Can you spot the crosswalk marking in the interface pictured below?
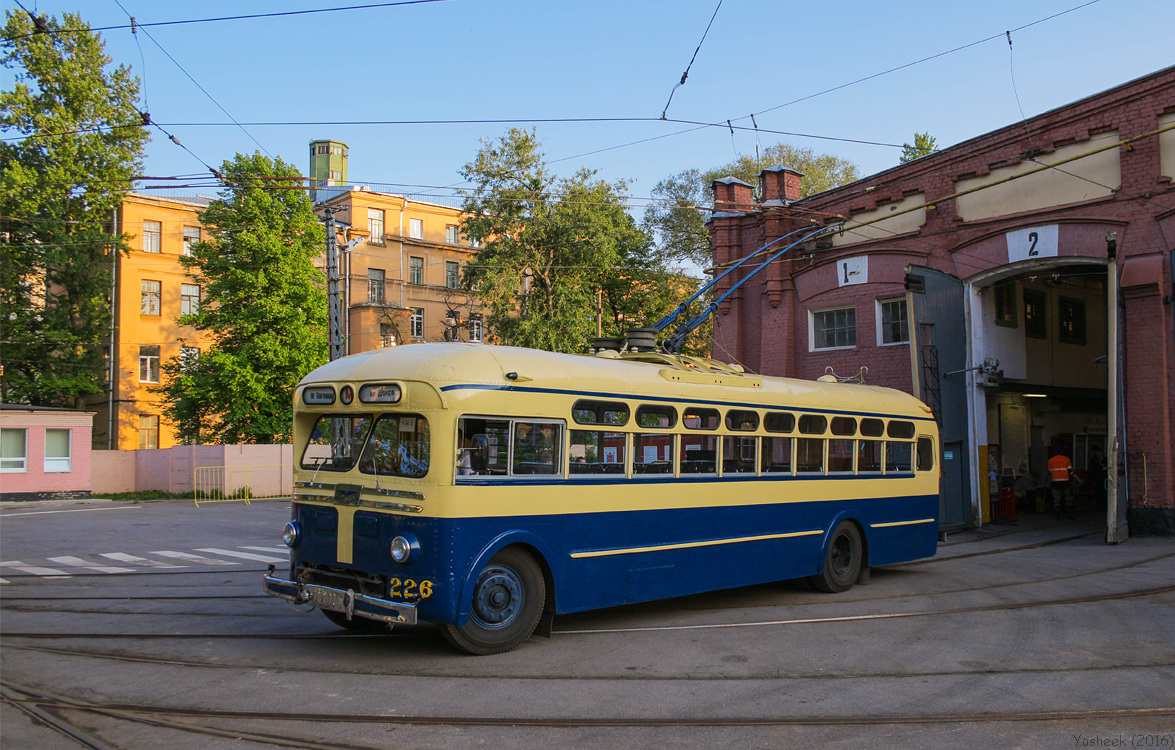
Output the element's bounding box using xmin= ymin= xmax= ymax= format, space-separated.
xmin=1 ymin=545 xmax=291 ymax=577
xmin=150 ymin=550 xmax=239 ymax=566
xmin=100 ymin=552 xmax=184 ymax=568
xmin=0 ymin=561 xmax=72 ymax=577
xmin=195 ymin=547 xmax=287 ymax=563
xmin=47 ymin=556 xmax=136 ymax=574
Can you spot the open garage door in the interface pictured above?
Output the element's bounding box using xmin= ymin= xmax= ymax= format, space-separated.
xmin=906 ymin=267 xmax=972 ymax=532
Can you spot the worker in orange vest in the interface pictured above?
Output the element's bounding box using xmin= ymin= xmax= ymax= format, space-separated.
xmin=1047 ymin=446 xmax=1076 ymax=519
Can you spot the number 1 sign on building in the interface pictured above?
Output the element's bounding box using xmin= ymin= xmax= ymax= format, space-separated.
xmin=1005 ymin=225 xmax=1059 ymax=263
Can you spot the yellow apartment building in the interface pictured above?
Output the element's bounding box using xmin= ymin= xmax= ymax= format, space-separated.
xmin=314 ymin=185 xmax=485 ymax=353
xmin=91 ymin=192 xmax=213 ymax=450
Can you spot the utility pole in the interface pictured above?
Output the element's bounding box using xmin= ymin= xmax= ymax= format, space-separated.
xmin=319 ymin=204 xmax=346 ymax=361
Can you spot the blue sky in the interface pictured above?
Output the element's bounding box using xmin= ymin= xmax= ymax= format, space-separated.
xmin=5 ymin=0 xmax=1174 ymax=208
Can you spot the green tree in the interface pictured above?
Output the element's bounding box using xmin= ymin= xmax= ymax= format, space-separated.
xmin=460 ymin=128 xmax=701 ymax=354
xmin=900 ymin=132 xmax=938 ymax=163
xmin=643 ymin=144 xmax=859 ymax=265
xmin=0 ymin=10 xmax=148 ymax=406
xmin=154 ymin=153 xmax=327 ymax=444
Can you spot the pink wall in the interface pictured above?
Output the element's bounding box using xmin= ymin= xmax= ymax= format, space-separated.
xmin=0 ymin=409 xmax=94 ymax=497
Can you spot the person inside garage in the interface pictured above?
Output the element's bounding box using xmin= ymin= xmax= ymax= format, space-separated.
xmin=1048 ymin=446 xmax=1078 ymax=519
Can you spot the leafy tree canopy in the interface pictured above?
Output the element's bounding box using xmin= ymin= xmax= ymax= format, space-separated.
xmin=1 ymin=10 xmax=148 ymax=406
xmin=900 ymin=132 xmax=938 ymax=163
xmin=643 ymin=143 xmax=859 ymax=266
xmin=154 ymin=153 xmax=328 ymax=444
xmin=460 ymin=128 xmax=708 ymax=355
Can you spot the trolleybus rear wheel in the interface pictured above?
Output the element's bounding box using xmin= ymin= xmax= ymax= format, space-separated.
xmin=320 ymin=608 xmax=392 ymax=634
xmin=811 ymin=521 xmax=862 ymax=593
xmin=442 ymin=547 xmax=545 ymax=655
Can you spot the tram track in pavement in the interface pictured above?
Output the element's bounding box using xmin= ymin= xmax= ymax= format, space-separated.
xmin=4 ymin=681 xmax=1174 ymax=735
xmin=3 ymin=582 xmax=1172 ymax=677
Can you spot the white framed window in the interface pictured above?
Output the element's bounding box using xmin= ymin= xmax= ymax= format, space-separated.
xmin=182 ymin=226 xmax=200 ymax=256
xmin=810 ymin=306 xmax=856 ymax=350
xmin=409 ymin=218 xmax=423 ymax=239
xmin=445 ymin=261 xmax=459 ymax=289
xmin=180 ymin=346 xmax=200 ymax=366
xmin=139 ymin=415 xmax=159 ymax=450
xmin=877 ymin=298 xmax=909 ymax=345
xmin=141 ymin=280 xmax=161 ymax=316
xmin=409 ymin=256 xmax=424 ymax=285
xmin=379 ymin=323 xmax=396 ymax=348
xmin=139 ymin=345 xmax=161 ymax=383
xmin=469 ymin=313 xmax=483 ymax=343
xmin=368 ymin=208 xmax=385 ymax=244
xmin=1 ymin=428 xmax=28 ymax=472
xmin=445 ymin=225 xmax=459 ymax=244
xmin=468 ymin=235 xmax=481 ymax=248
xmin=411 ymin=307 xmax=424 ymax=338
xmin=329 ymin=170 xmax=342 ymax=181
xmin=181 ymin=284 xmax=201 ymax=317
xmin=368 ymin=268 xmax=385 ymax=303
xmin=44 ymin=428 xmax=71 ymax=473
xmin=142 ymin=220 xmax=161 ymax=253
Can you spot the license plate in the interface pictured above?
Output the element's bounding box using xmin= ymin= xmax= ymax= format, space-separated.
xmin=308 ymin=587 xmax=347 ymax=611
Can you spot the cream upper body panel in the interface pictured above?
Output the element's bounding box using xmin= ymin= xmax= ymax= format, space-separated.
xmin=296 ymin=343 xmax=932 ymax=421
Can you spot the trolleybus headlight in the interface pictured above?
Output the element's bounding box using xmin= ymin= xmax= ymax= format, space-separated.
xmin=390 ymin=534 xmax=418 ymax=564
xmin=282 ymin=521 xmax=302 ymax=547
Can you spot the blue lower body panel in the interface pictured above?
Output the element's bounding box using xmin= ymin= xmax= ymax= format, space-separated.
xmin=283 ymin=492 xmax=938 ymax=626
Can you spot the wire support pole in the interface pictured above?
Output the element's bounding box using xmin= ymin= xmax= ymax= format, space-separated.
xmin=319 ymin=205 xmax=345 ymax=361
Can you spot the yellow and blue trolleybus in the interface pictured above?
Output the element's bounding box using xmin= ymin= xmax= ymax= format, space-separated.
xmin=264 ymin=341 xmax=940 ymax=654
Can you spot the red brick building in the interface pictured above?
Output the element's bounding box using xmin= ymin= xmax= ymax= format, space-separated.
xmin=707 ymin=65 xmax=1174 ymax=538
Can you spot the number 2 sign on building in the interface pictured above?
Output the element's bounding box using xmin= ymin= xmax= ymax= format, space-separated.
xmin=1005 ymin=225 xmax=1059 ymax=263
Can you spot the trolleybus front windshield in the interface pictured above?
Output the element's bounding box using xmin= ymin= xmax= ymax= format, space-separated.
xmin=300 ymin=415 xmax=373 ymax=471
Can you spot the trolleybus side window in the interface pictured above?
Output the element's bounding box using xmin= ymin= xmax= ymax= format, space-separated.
xmin=721 ymin=435 xmax=757 ymax=474
xmin=916 ymin=436 xmax=935 ymax=471
xmin=764 ymin=411 xmax=795 ymax=433
xmin=569 ymin=430 xmax=626 ymax=475
xmin=828 ymin=438 xmax=854 ymax=473
xmin=513 ymin=421 xmax=561 ymax=475
xmin=887 ymin=420 xmax=916 ymax=439
xmin=300 ymin=415 xmax=373 ymax=471
xmin=859 ymin=438 xmax=884 ymax=472
xmin=761 ymin=435 xmax=793 ymax=474
xmin=725 ymin=409 xmax=759 ymax=431
xmin=682 ymin=407 xmax=719 ymax=430
xmin=831 ymin=417 xmax=857 ymax=436
xmin=456 ymin=417 xmax=510 ymax=475
xmin=795 ymin=414 xmax=827 ymax=474
xmin=860 ymin=418 xmax=885 ymax=437
xmin=887 ymin=440 xmax=913 ymax=472
xmin=680 ymin=434 xmax=717 ymax=475
xmin=634 ymin=433 xmax=674 ymax=474
xmin=636 ymin=405 xmax=676 ymax=428
xmin=572 ymin=400 xmax=629 ymax=426
xmin=359 ymin=414 xmax=430 ymax=478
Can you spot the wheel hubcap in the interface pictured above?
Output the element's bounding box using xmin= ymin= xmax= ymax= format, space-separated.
xmin=471 ymin=564 xmax=523 ymax=630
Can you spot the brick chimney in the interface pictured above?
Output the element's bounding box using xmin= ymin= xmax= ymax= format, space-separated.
xmin=760 ymin=166 xmax=804 ymax=204
xmin=712 ymin=177 xmax=753 ymax=214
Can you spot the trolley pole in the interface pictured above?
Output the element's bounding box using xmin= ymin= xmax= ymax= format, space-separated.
xmin=320 ymin=205 xmax=345 ymax=361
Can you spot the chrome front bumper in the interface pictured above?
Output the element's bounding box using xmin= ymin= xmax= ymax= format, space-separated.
xmin=263 ymin=568 xmax=417 ymax=625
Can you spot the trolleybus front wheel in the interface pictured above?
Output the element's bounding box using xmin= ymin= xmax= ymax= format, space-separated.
xmin=811 ymin=521 xmax=862 ymax=593
xmin=442 ymin=547 xmax=546 ymax=655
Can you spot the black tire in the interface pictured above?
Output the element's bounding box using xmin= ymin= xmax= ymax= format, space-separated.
xmin=320 ymin=607 xmax=392 ymax=634
xmin=441 ymin=547 xmax=546 ymax=655
xmin=810 ymin=521 xmax=862 ymax=593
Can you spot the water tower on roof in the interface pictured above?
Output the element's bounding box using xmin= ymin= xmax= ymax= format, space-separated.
xmin=309 ymin=139 xmax=349 ymax=189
